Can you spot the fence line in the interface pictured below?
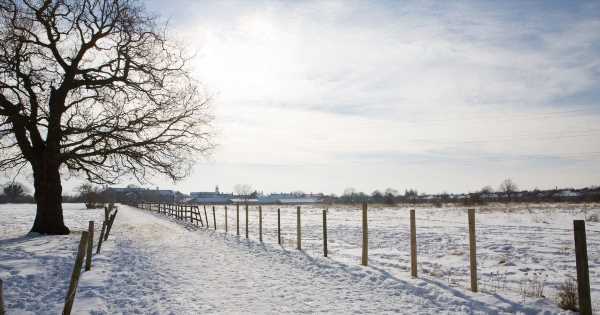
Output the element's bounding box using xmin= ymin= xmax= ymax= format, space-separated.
xmin=133 ymin=202 xmax=593 ymax=305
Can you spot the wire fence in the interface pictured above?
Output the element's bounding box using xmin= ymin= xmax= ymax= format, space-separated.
xmin=135 ymin=202 xmax=598 ymax=311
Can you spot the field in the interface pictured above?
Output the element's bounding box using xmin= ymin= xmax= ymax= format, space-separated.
xmin=216 ymin=202 xmax=600 ymax=307
xmin=1 ymin=202 xmax=598 ymax=313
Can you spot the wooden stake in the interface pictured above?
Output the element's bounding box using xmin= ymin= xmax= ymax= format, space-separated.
xmin=104 ymin=206 xmax=109 ymax=222
xmin=103 ymin=210 xmax=118 ymax=241
xmin=85 ymin=221 xmax=94 ymax=271
xmin=245 ymin=204 xmax=249 ymax=239
xmin=574 ymin=220 xmax=592 ymax=315
xmin=361 ymin=203 xmax=368 ymax=266
xmin=225 ymin=206 xmax=228 ymax=232
xmin=297 ymin=206 xmax=301 ymax=250
xmin=212 ymin=206 xmax=217 ymax=230
xmin=259 ymin=205 xmax=263 ymax=242
xmin=410 ymin=209 xmax=417 ymax=277
xmin=277 ymin=208 xmax=281 ymax=245
xmin=203 ymin=205 xmax=209 ymax=229
xmin=236 ymin=204 xmax=240 ymax=236
xmin=63 ymin=231 xmax=89 ymax=315
xmin=323 ymin=209 xmax=328 ymax=257
xmin=200 ymin=206 xmax=205 ymax=226
xmin=96 ymin=221 xmax=106 ymax=254
xmin=468 ymin=209 xmax=478 ymax=292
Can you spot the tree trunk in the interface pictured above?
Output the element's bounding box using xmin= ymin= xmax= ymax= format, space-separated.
xmin=30 ymin=157 xmax=70 ymax=235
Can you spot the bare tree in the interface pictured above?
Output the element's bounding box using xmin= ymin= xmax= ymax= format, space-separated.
xmin=384 ymin=188 xmax=397 ymax=205
xmin=234 ymin=184 xmax=253 ymax=203
xmin=480 ymin=185 xmax=494 ymax=195
xmin=342 ymin=187 xmax=356 ymax=203
xmin=0 ymin=1 xmax=212 ymax=234
xmin=499 ymin=179 xmax=518 ymax=202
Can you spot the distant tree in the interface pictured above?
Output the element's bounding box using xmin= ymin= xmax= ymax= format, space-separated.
xmin=175 ymin=191 xmax=186 ymax=202
xmin=371 ymin=190 xmax=384 ymax=203
xmin=384 ymin=188 xmax=398 ymax=205
xmin=404 ymin=189 xmax=419 ymax=203
xmin=343 ymin=187 xmax=356 ymax=196
xmin=499 ymin=179 xmax=518 ymax=202
xmin=354 ymin=191 xmax=369 ymax=203
xmin=234 ymin=184 xmax=253 ymax=203
xmin=480 ymin=186 xmax=494 ymax=194
xmin=76 ymin=183 xmax=103 ymax=208
xmin=342 ymin=187 xmax=357 ymax=203
xmin=3 ymin=182 xmax=27 ymax=202
xmin=440 ymin=192 xmax=450 ymax=203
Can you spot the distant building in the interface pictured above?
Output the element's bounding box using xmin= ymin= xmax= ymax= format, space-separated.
xmin=107 ymin=187 xmax=176 ymax=203
xmin=188 ymin=189 xmax=323 ymax=205
xmin=257 ymin=192 xmax=323 ymax=204
xmin=190 ymin=187 xmax=234 ymax=204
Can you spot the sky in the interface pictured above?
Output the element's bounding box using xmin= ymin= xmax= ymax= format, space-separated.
xmin=6 ymin=0 xmax=600 ymax=196
xmin=140 ymin=0 xmax=600 ymax=195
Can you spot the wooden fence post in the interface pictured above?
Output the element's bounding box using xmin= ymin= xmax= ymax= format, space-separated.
xmin=0 ymin=278 xmax=5 ymax=315
xmin=212 ymin=206 xmax=217 ymax=230
xmin=104 ymin=210 xmax=118 ymax=241
xmin=245 ymin=204 xmax=249 ymax=239
xmin=277 ymin=208 xmax=281 ymax=245
xmin=104 ymin=206 xmax=109 ymax=222
xmin=410 ymin=209 xmax=417 ymax=277
xmin=63 ymin=231 xmax=89 ymax=315
xmin=361 ymin=203 xmax=368 ymax=266
xmin=259 ymin=205 xmax=263 ymax=242
xmin=574 ymin=220 xmax=592 ymax=315
xmin=225 ymin=206 xmax=228 ymax=232
xmin=85 ymin=221 xmax=94 ymax=271
xmin=323 ymin=209 xmax=328 ymax=257
xmin=236 ymin=204 xmax=240 ymax=236
xmin=468 ymin=209 xmax=478 ymax=292
xmin=296 ymin=206 xmax=301 ymax=250
xmin=203 ymin=205 xmax=209 ymax=229
xmin=96 ymin=221 xmax=106 ymax=254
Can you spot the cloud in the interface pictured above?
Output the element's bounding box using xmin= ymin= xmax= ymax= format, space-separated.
xmin=133 ymin=0 xmax=600 ymax=193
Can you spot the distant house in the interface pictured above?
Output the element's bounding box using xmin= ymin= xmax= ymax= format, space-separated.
xmin=555 ymin=190 xmax=581 ymax=199
xmin=107 ymin=187 xmax=176 ymax=203
xmin=188 ymin=190 xmax=323 ymax=205
xmin=190 ymin=187 xmax=234 ymax=204
xmin=257 ymin=193 xmax=323 ymax=204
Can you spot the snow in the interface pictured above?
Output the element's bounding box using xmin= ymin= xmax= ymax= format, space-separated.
xmin=1 ymin=202 xmax=598 ymax=314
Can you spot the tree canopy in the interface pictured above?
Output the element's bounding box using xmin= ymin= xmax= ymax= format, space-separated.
xmin=0 ymin=0 xmax=213 ymax=234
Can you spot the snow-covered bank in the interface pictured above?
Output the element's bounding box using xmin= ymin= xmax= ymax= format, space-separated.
xmin=0 ymin=204 xmax=106 ymax=314
xmin=1 ymin=203 xmax=596 ymax=314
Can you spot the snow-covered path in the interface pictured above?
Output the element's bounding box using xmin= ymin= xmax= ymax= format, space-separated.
xmin=1 ymin=204 xmax=569 ymax=314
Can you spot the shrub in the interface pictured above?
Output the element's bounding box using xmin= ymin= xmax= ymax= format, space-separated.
xmin=556 ymin=277 xmax=577 ymax=311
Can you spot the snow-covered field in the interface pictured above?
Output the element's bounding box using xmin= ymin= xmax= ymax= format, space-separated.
xmin=0 ymin=203 xmax=598 ymax=314
xmin=242 ymin=203 xmax=600 ymax=309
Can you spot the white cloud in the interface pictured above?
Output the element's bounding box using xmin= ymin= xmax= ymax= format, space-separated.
xmin=135 ymin=0 xmax=600 ymax=194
